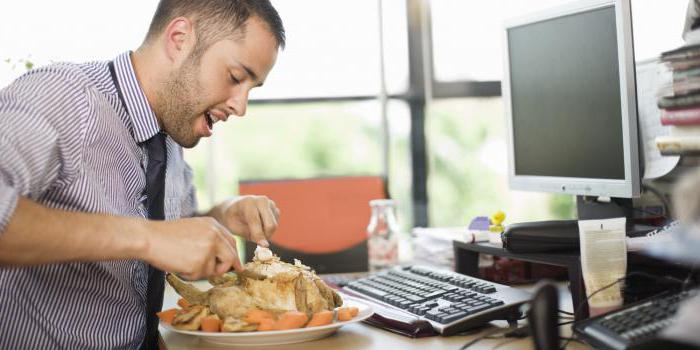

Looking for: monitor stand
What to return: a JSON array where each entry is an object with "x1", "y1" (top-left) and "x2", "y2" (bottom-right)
[
  {"x1": 576, "y1": 195, "x2": 634, "y2": 227},
  {"x1": 575, "y1": 195, "x2": 654, "y2": 235}
]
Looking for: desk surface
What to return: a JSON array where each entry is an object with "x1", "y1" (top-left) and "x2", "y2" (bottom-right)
[{"x1": 159, "y1": 281, "x2": 588, "y2": 350}]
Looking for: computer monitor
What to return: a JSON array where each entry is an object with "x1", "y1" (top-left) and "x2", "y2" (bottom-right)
[{"x1": 502, "y1": 0, "x2": 640, "y2": 199}]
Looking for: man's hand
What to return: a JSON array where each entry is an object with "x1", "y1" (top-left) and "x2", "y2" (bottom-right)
[
  {"x1": 145, "y1": 217, "x2": 242, "y2": 280},
  {"x1": 210, "y1": 195, "x2": 280, "y2": 247}
]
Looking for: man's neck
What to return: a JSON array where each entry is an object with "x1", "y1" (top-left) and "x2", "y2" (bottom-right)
[{"x1": 130, "y1": 48, "x2": 165, "y2": 129}]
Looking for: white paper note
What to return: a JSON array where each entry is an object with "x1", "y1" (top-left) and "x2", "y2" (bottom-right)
[{"x1": 578, "y1": 218, "x2": 627, "y2": 308}]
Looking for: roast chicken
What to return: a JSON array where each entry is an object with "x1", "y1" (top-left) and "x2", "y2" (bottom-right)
[{"x1": 166, "y1": 247, "x2": 343, "y2": 331}]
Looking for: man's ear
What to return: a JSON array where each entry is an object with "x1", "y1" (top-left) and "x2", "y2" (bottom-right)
[{"x1": 162, "y1": 17, "x2": 196, "y2": 64}]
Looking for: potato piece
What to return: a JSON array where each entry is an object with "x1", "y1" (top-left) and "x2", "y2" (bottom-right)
[
  {"x1": 172, "y1": 305, "x2": 208, "y2": 331},
  {"x1": 221, "y1": 317, "x2": 257, "y2": 332}
]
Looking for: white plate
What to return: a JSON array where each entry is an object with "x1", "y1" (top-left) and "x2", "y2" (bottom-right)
[{"x1": 160, "y1": 296, "x2": 373, "y2": 346}]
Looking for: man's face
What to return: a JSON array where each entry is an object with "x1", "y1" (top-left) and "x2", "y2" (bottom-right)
[{"x1": 158, "y1": 17, "x2": 279, "y2": 148}]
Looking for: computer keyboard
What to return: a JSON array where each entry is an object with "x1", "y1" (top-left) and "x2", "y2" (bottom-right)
[
  {"x1": 342, "y1": 265, "x2": 532, "y2": 335},
  {"x1": 574, "y1": 289, "x2": 695, "y2": 350}
]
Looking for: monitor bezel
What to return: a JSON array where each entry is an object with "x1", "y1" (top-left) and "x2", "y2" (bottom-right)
[{"x1": 502, "y1": 0, "x2": 640, "y2": 198}]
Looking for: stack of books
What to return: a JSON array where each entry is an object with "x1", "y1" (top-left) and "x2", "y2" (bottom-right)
[{"x1": 656, "y1": 44, "x2": 700, "y2": 155}]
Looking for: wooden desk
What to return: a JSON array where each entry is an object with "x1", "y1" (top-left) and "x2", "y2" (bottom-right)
[{"x1": 160, "y1": 282, "x2": 589, "y2": 350}]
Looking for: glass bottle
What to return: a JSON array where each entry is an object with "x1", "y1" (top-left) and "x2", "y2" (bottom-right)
[{"x1": 367, "y1": 199, "x2": 399, "y2": 272}]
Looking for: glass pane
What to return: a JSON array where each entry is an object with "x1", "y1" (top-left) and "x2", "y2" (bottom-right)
[
  {"x1": 0, "y1": 0, "x2": 158, "y2": 86},
  {"x1": 386, "y1": 100, "x2": 413, "y2": 231},
  {"x1": 430, "y1": 0, "x2": 598, "y2": 82},
  {"x1": 186, "y1": 101, "x2": 384, "y2": 207},
  {"x1": 382, "y1": 1, "x2": 410, "y2": 95},
  {"x1": 430, "y1": 0, "x2": 504, "y2": 81},
  {"x1": 426, "y1": 98, "x2": 576, "y2": 227},
  {"x1": 631, "y1": 0, "x2": 687, "y2": 61},
  {"x1": 256, "y1": 0, "x2": 383, "y2": 99}
]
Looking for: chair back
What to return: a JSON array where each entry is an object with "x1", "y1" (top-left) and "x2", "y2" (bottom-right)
[{"x1": 239, "y1": 175, "x2": 387, "y2": 273}]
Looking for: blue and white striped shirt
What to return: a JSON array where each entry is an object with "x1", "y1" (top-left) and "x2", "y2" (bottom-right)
[{"x1": 0, "y1": 52, "x2": 198, "y2": 349}]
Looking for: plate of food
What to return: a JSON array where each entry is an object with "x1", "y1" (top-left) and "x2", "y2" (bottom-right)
[{"x1": 158, "y1": 247, "x2": 373, "y2": 346}]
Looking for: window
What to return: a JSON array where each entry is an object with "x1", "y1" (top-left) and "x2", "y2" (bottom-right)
[
  {"x1": 0, "y1": 0, "x2": 158, "y2": 86},
  {"x1": 426, "y1": 98, "x2": 575, "y2": 226},
  {"x1": 429, "y1": 0, "x2": 567, "y2": 82},
  {"x1": 254, "y1": 0, "x2": 409, "y2": 99}
]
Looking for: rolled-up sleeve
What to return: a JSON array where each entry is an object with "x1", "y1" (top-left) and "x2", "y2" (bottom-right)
[{"x1": 0, "y1": 67, "x2": 89, "y2": 233}]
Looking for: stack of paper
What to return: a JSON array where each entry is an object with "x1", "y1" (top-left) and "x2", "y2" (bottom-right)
[
  {"x1": 656, "y1": 44, "x2": 700, "y2": 155},
  {"x1": 410, "y1": 227, "x2": 489, "y2": 269}
]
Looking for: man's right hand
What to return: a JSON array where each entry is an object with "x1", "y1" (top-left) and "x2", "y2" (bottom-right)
[{"x1": 144, "y1": 217, "x2": 242, "y2": 280}]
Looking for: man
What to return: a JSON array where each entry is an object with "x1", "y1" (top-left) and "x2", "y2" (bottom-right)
[{"x1": 0, "y1": 0, "x2": 285, "y2": 349}]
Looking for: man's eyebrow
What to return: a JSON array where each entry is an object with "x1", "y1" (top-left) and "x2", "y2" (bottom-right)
[{"x1": 240, "y1": 63, "x2": 264, "y2": 87}]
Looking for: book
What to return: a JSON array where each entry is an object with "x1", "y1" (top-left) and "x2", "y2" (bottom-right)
[
  {"x1": 673, "y1": 66, "x2": 700, "y2": 81},
  {"x1": 658, "y1": 78, "x2": 700, "y2": 97},
  {"x1": 660, "y1": 106, "x2": 700, "y2": 125},
  {"x1": 661, "y1": 43, "x2": 700, "y2": 61},
  {"x1": 658, "y1": 92, "x2": 700, "y2": 109},
  {"x1": 668, "y1": 125, "x2": 700, "y2": 136},
  {"x1": 656, "y1": 135, "x2": 700, "y2": 155}
]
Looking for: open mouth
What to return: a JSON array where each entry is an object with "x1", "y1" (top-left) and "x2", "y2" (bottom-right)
[{"x1": 205, "y1": 111, "x2": 214, "y2": 130}]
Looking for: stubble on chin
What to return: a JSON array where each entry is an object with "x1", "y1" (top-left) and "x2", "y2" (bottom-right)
[{"x1": 156, "y1": 62, "x2": 203, "y2": 148}]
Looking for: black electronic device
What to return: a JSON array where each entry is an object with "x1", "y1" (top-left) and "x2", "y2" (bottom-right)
[
  {"x1": 341, "y1": 265, "x2": 531, "y2": 336},
  {"x1": 528, "y1": 282, "x2": 560, "y2": 350},
  {"x1": 502, "y1": 220, "x2": 580, "y2": 253},
  {"x1": 574, "y1": 289, "x2": 697, "y2": 349}
]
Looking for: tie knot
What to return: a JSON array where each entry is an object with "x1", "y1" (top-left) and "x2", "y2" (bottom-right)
[{"x1": 142, "y1": 133, "x2": 167, "y2": 162}]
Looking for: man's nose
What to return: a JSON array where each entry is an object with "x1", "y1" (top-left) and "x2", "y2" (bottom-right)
[{"x1": 226, "y1": 88, "x2": 249, "y2": 117}]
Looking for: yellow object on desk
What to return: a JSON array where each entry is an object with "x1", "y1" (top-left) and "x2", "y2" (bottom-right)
[{"x1": 488, "y1": 210, "x2": 506, "y2": 245}]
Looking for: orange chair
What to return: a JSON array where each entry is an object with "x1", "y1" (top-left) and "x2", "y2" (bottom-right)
[{"x1": 238, "y1": 176, "x2": 388, "y2": 273}]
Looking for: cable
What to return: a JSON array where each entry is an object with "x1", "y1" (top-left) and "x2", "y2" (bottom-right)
[
  {"x1": 681, "y1": 261, "x2": 699, "y2": 293},
  {"x1": 491, "y1": 338, "x2": 519, "y2": 350},
  {"x1": 641, "y1": 183, "x2": 672, "y2": 218}
]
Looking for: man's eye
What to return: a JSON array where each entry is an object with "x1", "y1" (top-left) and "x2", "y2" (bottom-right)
[{"x1": 230, "y1": 74, "x2": 240, "y2": 84}]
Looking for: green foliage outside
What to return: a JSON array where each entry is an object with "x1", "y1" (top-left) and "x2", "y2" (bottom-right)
[{"x1": 426, "y1": 98, "x2": 576, "y2": 226}]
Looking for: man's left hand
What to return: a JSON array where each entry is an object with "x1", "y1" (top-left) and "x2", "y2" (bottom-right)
[{"x1": 212, "y1": 195, "x2": 280, "y2": 247}]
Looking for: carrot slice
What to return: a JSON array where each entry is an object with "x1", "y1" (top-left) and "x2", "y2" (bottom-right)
[
  {"x1": 177, "y1": 298, "x2": 191, "y2": 308},
  {"x1": 200, "y1": 315, "x2": 221, "y2": 332},
  {"x1": 257, "y1": 318, "x2": 276, "y2": 331},
  {"x1": 348, "y1": 307, "x2": 359, "y2": 317},
  {"x1": 244, "y1": 309, "x2": 275, "y2": 324},
  {"x1": 306, "y1": 311, "x2": 333, "y2": 327},
  {"x1": 337, "y1": 307, "x2": 354, "y2": 321},
  {"x1": 156, "y1": 308, "x2": 178, "y2": 325},
  {"x1": 273, "y1": 311, "x2": 308, "y2": 330}
]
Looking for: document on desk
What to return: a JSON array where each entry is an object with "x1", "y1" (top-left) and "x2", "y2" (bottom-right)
[{"x1": 578, "y1": 218, "x2": 627, "y2": 310}]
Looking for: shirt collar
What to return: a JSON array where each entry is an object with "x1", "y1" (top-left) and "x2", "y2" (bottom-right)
[{"x1": 112, "y1": 51, "x2": 160, "y2": 143}]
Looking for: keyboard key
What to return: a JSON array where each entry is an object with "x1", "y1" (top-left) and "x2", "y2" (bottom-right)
[
  {"x1": 466, "y1": 304, "x2": 493, "y2": 314},
  {"x1": 442, "y1": 312, "x2": 469, "y2": 324},
  {"x1": 481, "y1": 286, "x2": 497, "y2": 293}
]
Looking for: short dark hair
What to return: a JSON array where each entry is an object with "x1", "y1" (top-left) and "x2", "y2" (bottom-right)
[{"x1": 145, "y1": 0, "x2": 285, "y2": 58}]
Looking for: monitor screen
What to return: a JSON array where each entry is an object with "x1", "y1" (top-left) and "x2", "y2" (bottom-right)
[{"x1": 503, "y1": 0, "x2": 639, "y2": 198}]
